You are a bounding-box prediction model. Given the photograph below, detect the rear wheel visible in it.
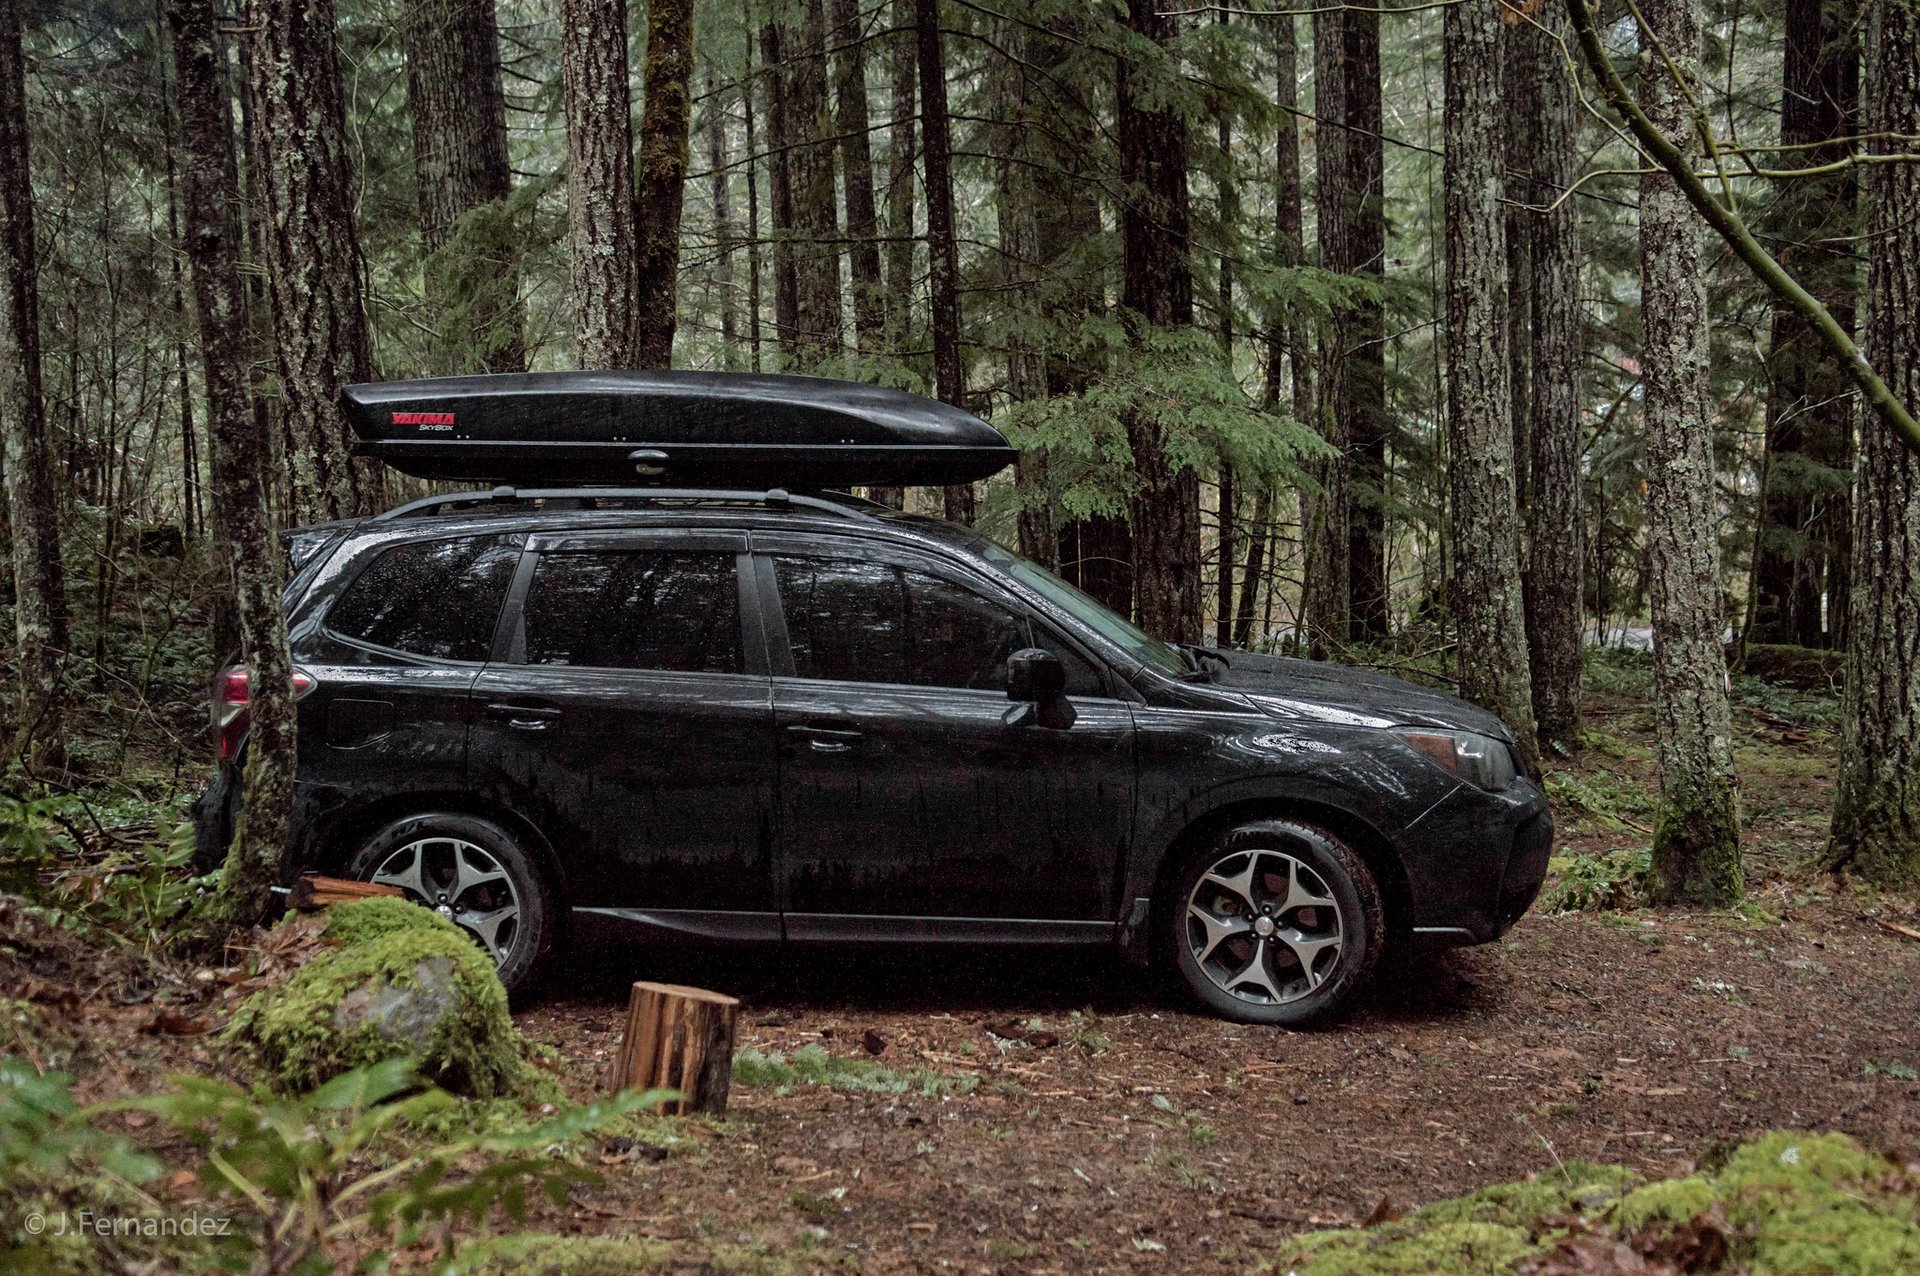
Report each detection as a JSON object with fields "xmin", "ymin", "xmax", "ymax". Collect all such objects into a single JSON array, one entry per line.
[
  {"xmin": 1166, "ymin": 819, "xmax": 1383, "ymax": 1026},
  {"xmin": 345, "ymin": 813, "xmax": 554, "ymax": 995}
]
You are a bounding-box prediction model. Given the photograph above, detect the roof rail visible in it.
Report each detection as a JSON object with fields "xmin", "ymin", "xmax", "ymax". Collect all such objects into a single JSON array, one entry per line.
[{"xmin": 370, "ymin": 485, "xmax": 885, "ymax": 524}]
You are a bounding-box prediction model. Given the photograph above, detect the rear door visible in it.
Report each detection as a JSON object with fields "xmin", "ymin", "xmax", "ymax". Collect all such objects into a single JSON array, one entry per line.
[
  {"xmin": 467, "ymin": 529, "xmax": 780, "ymax": 936},
  {"xmin": 756, "ymin": 533, "xmax": 1136, "ymax": 939}
]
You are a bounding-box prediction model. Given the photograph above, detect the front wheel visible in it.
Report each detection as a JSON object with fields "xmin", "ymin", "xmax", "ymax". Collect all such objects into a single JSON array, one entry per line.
[
  {"xmin": 345, "ymin": 813, "xmax": 555, "ymax": 995},
  {"xmin": 1166, "ymin": 819, "xmax": 1383, "ymax": 1026}
]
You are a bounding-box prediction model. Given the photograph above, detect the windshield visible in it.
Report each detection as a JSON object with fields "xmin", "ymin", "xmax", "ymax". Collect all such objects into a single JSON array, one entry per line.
[{"xmin": 975, "ymin": 539, "xmax": 1190, "ymax": 676}]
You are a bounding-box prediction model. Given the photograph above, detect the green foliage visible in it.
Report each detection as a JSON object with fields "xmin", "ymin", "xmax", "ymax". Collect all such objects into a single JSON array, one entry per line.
[
  {"xmin": 0, "ymin": 793, "xmax": 81, "ymax": 895},
  {"xmin": 731, "ymin": 1044, "xmax": 979, "ymax": 1096},
  {"xmin": 1542, "ymin": 847, "xmax": 1651, "ymax": 912}
]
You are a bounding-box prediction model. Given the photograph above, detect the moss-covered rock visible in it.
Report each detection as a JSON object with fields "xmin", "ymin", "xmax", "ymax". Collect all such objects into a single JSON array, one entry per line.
[
  {"xmin": 227, "ymin": 925, "xmax": 523, "ymax": 1097},
  {"xmin": 321, "ymin": 895, "xmax": 464, "ymax": 947}
]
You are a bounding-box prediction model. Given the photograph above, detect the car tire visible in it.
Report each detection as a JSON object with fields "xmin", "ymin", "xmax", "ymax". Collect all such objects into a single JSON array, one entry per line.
[
  {"xmin": 345, "ymin": 812, "xmax": 555, "ymax": 996},
  {"xmin": 1166, "ymin": 819, "xmax": 1383, "ymax": 1027}
]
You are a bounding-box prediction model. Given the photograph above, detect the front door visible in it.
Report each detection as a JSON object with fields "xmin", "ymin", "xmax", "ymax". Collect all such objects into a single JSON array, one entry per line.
[
  {"xmin": 467, "ymin": 529, "xmax": 779, "ymax": 937},
  {"xmin": 757, "ymin": 534, "xmax": 1136, "ymax": 939}
]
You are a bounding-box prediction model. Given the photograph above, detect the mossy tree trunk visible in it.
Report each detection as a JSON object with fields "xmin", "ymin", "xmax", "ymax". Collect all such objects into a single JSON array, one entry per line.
[
  {"xmin": 915, "ymin": 0, "xmax": 971, "ymax": 523},
  {"xmin": 1118, "ymin": 0, "xmax": 1200, "ymax": 643},
  {"xmin": 0, "ymin": 0, "xmax": 68, "ymax": 770},
  {"xmin": 1828, "ymin": 0, "xmax": 1920, "ymax": 886},
  {"xmin": 560, "ymin": 0, "xmax": 639, "ymax": 368},
  {"xmin": 403, "ymin": 0, "xmax": 524, "ymax": 374},
  {"xmin": 1443, "ymin": 0, "xmax": 1538, "ymax": 767},
  {"xmin": 244, "ymin": 0, "xmax": 379, "ymax": 524},
  {"xmin": 1515, "ymin": 0, "xmax": 1586, "ymax": 757},
  {"xmin": 633, "ymin": 0, "xmax": 694, "ymax": 368},
  {"xmin": 169, "ymin": 0, "xmax": 295, "ymax": 933},
  {"xmin": 1638, "ymin": 0, "xmax": 1743, "ymax": 905}
]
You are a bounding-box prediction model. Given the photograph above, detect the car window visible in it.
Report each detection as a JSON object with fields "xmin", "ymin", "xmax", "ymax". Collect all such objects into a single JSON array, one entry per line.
[
  {"xmin": 523, "ymin": 550, "xmax": 741, "ymax": 673},
  {"xmin": 327, "ymin": 535, "xmax": 518, "ymax": 662},
  {"xmin": 772, "ymin": 555, "xmax": 1101, "ymax": 694}
]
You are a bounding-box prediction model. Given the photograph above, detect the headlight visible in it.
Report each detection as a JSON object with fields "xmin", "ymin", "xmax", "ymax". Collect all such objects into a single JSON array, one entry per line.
[{"xmin": 1394, "ymin": 727, "xmax": 1516, "ymax": 791}]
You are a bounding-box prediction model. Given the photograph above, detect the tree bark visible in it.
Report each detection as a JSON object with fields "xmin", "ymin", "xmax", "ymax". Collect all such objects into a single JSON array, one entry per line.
[
  {"xmin": 707, "ymin": 73, "xmax": 740, "ymax": 366},
  {"xmin": 831, "ymin": 0, "xmax": 884, "ymax": 353},
  {"xmin": 1516, "ymin": 0, "xmax": 1585, "ymax": 756},
  {"xmin": 1343, "ymin": 3, "xmax": 1388, "ymax": 638},
  {"xmin": 760, "ymin": 23, "xmax": 801, "ymax": 355},
  {"xmin": 881, "ymin": 0, "xmax": 917, "ymax": 360},
  {"xmin": 608, "ymin": 981, "xmax": 740, "ymax": 1115},
  {"xmin": 915, "ymin": 0, "xmax": 970, "ymax": 523},
  {"xmin": 995, "ymin": 22, "xmax": 1053, "ymax": 565},
  {"xmin": 403, "ymin": 0, "xmax": 523, "ymax": 374},
  {"xmin": 1750, "ymin": 0, "xmax": 1859, "ymax": 649},
  {"xmin": 244, "ymin": 0, "xmax": 379, "ymax": 524},
  {"xmin": 0, "ymin": 0, "xmax": 67, "ymax": 768},
  {"xmin": 1829, "ymin": 0, "xmax": 1920, "ymax": 885},
  {"xmin": 1638, "ymin": 0, "xmax": 1742, "ymax": 904},
  {"xmin": 1443, "ymin": 0, "xmax": 1537, "ymax": 765},
  {"xmin": 561, "ymin": 0, "xmax": 639, "ymax": 368},
  {"xmin": 168, "ymin": 0, "xmax": 296, "ymax": 932},
  {"xmin": 633, "ymin": 0, "xmax": 694, "ymax": 368},
  {"xmin": 1303, "ymin": 4, "xmax": 1351, "ymax": 654},
  {"xmin": 790, "ymin": 0, "xmax": 843, "ymax": 364},
  {"xmin": 1119, "ymin": 0, "xmax": 1199, "ymax": 642}
]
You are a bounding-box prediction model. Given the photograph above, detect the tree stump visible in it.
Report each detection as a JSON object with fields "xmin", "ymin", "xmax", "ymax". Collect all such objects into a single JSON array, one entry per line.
[{"xmin": 606, "ymin": 981, "xmax": 740, "ymax": 1115}]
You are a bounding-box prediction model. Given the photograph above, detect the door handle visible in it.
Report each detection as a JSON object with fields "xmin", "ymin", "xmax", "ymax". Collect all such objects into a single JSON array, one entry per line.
[
  {"xmin": 486, "ymin": 702, "xmax": 561, "ymax": 731},
  {"xmin": 785, "ymin": 723, "xmax": 863, "ymax": 753}
]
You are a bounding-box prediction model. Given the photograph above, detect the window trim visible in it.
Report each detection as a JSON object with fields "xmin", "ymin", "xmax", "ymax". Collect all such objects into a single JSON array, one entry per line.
[
  {"xmin": 318, "ymin": 532, "xmax": 526, "ymax": 666},
  {"xmin": 503, "ymin": 531, "xmax": 764, "ymax": 677},
  {"xmin": 748, "ymin": 534, "xmax": 1121, "ymax": 699}
]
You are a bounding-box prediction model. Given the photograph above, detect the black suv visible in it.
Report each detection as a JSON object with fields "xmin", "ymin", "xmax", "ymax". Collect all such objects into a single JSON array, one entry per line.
[{"xmin": 197, "ymin": 374, "xmax": 1551, "ymax": 1026}]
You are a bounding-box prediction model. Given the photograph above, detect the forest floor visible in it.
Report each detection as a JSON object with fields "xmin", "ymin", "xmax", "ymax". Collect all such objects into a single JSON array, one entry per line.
[{"xmin": 11, "ymin": 652, "xmax": 1920, "ymax": 1273}]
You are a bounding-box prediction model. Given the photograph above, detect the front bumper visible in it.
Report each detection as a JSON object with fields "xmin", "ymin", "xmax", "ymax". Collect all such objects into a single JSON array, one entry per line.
[{"xmin": 1403, "ymin": 776, "xmax": 1554, "ymax": 945}]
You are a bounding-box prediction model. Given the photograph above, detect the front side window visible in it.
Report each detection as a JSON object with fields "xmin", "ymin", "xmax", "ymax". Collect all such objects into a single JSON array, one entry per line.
[
  {"xmin": 772, "ymin": 555, "xmax": 1099, "ymax": 693},
  {"xmin": 523, "ymin": 550, "xmax": 741, "ymax": 673},
  {"xmin": 327, "ymin": 535, "xmax": 518, "ymax": 662}
]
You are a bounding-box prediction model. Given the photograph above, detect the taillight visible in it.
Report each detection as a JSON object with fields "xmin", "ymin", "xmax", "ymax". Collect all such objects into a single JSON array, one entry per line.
[{"xmin": 212, "ymin": 665, "xmax": 316, "ymax": 762}]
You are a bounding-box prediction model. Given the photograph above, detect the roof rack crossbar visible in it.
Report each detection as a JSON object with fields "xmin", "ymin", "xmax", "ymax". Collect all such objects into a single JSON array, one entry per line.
[{"xmin": 371, "ymin": 485, "xmax": 883, "ymax": 524}]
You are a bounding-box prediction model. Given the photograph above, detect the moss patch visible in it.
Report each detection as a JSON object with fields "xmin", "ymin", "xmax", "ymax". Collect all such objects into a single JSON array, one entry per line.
[
  {"xmin": 226, "ymin": 926, "xmax": 524, "ymax": 1098},
  {"xmin": 457, "ymin": 1233, "xmax": 672, "ymax": 1275},
  {"xmin": 321, "ymin": 895, "xmax": 463, "ymax": 946}
]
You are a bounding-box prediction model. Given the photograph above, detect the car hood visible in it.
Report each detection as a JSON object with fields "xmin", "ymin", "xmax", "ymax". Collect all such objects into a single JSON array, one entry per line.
[{"xmin": 1209, "ymin": 650, "xmax": 1515, "ymax": 739}]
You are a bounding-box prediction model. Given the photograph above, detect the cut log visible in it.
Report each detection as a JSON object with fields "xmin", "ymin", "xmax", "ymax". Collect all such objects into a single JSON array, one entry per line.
[
  {"xmin": 288, "ymin": 874, "xmax": 405, "ymax": 911},
  {"xmin": 607, "ymin": 981, "xmax": 740, "ymax": 1115}
]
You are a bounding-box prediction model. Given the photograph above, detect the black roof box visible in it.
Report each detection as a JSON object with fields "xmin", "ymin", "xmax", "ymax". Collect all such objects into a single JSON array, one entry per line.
[{"xmin": 341, "ymin": 370, "xmax": 1017, "ymax": 489}]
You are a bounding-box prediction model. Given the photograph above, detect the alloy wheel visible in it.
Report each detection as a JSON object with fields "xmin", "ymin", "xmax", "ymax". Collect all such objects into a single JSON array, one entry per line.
[
  {"xmin": 1184, "ymin": 847, "xmax": 1344, "ymax": 1006},
  {"xmin": 370, "ymin": 836, "xmax": 522, "ymax": 967}
]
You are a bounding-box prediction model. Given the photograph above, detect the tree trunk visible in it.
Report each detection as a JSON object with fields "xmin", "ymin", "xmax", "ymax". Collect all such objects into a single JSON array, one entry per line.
[
  {"xmin": 1214, "ymin": 11, "xmax": 1235, "ymax": 649},
  {"xmin": 760, "ymin": 23, "xmax": 800, "ymax": 357},
  {"xmin": 1343, "ymin": 3, "xmax": 1388, "ymax": 638},
  {"xmin": 1638, "ymin": 0, "xmax": 1742, "ymax": 904},
  {"xmin": 607, "ymin": 981, "xmax": 740, "ymax": 1116},
  {"xmin": 995, "ymin": 23, "xmax": 1054, "ymax": 566},
  {"xmin": 743, "ymin": 22, "xmax": 765, "ymax": 372},
  {"xmin": 789, "ymin": 0, "xmax": 843, "ymax": 364},
  {"xmin": 1119, "ymin": 0, "xmax": 1199, "ymax": 642},
  {"xmin": 1304, "ymin": 4, "xmax": 1351, "ymax": 654},
  {"xmin": 403, "ymin": 0, "xmax": 523, "ymax": 374},
  {"xmin": 168, "ymin": 0, "xmax": 296, "ymax": 932},
  {"xmin": 1750, "ymin": 0, "xmax": 1859, "ymax": 649},
  {"xmin": 0, "ymin": 0, "xmax": 66, "ymax": 768},
  {"xmin": 831, "ymin": 0, "xmax": 884, "ymax": 353},
  {"xmin": 634, "ymin": 0, "xmax": 694, "ymax": 369},
  {"xmin": 1443, "ymin": 0, "xmax": 1537, "ymax": 765},
  {"xmin": 244, "ymin": 0, "xmax": 379, "ymax": 524},
  {"xmin": 1829, "ymin": 0, "xmax": 1920, "ymax": 885},
  {"xmin": 1517, "ymin": 0, "xmax": 1585, "ymax": 756},
  {"xmin": 915, "ymin": 0, "xmax": 970, "ymax": 523},
  {"xmin": 707, "ymin": 73, "xmax": 739, "ymax": 367},
  {"xmin": 881, "ymin": 0, "xmax": 916, "ymax": 357},
  {"xmin": 561, "ymin": 0, "xmax": 639, "ymax": 368}
]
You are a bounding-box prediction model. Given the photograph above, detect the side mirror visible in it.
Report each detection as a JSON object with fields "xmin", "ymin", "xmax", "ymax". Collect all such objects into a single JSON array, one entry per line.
[{"xmin": 1006, "ymin": 648, "xmax": 1066, "ymax": 703}]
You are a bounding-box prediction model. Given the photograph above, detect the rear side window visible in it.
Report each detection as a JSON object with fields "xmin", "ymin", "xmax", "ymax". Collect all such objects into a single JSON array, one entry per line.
[
  {"xmin": 523, "ymin": 551, "xmax": 742, "ymax": 673},
  {"xmin": 327, "ymin": 535, "xmax": 518, "ymax": 661}
]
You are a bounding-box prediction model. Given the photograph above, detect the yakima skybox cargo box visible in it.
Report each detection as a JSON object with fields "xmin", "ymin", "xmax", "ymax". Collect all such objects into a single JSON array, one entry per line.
[{"xmin": 341, "ymin": 370, "xmax": 1016, "ymax": 488}]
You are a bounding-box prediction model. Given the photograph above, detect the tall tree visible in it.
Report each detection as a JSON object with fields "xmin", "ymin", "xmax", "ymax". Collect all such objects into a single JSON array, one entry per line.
[
  {"xmin": 789, "ymin": 0, "xmax": 843, "ymax": 362},
  {"xmin": 0, "ymin": 0, "xmax": 67, "ymax": 766},
  {"xmin": 1443, "ymin": 0, "xmax": 1537, "ymax": 762},
  {"xmin": 245, "ymin": 0, "xmax": 379, "ymax": 523},
  {"xmin": 1749, "ymin": 0, "xmax": 1859, "ymax": 649},
  {"xmin": 830, "ymin": 0, "xmax": 884, "ymax": 353},
  {"xmin": 1828, "ymin": 0, "xmax": 1920, "ymax": 885},
  {"xmin": 1343, "ymin": 1, "xmax": 1389, "ymax": 637},
  {"xmin": 403, "ymin": 0, "xmax": 523, "ymax": 373},
  {"xmin": 916, "ymin": 0, "xmax": 970, "ymax": 522},
  {"xmin": 1303, "ymin": 3, "xmax": 1351, "ymax": 653},
  {"xmin": 1119, "ymin": 0, "xmax": 1200, "ymax": 641},
  {"xmin": 633, "ymin": 0, "xmax": 695, "ymax": 367},
  {"xmin": 1638, "ymin": 0, "xmax": 1742, "ymax": 904},
  {"xmin": 760, "ymin": 23, "xmax": 801, "ymax": 353},
  {"xmin": 707, "ymin": 73, "xmax": 740, "ymax": 365},
  {"xmin": 167, "ymin": 0, "xmax": 295, "ymax": 930},
  {"xmin": 1516, "ymin": 0, "xmax": 1586, "ymax": 756},
  {"xmin": 881, "ymin": 0, "xmax": 917, "ymax": 357},
  {"xmin": 995, "ymin": 21, "xmax": 1053, "ymax": 565},
  {"xmin": 561, "ymin": 0, "xmax": 640, "ymax": 368}
]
